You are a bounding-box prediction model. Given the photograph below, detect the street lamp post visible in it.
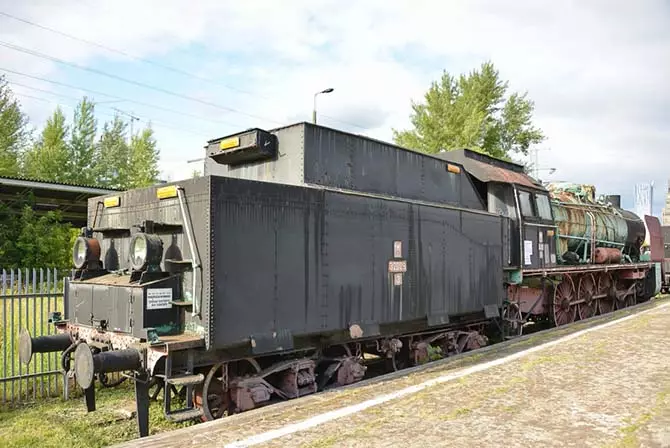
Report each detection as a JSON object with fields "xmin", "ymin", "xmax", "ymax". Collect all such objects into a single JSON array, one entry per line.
[{"xmin": 312, "ymin": 87, "xmax": 334, "ymax": 124}]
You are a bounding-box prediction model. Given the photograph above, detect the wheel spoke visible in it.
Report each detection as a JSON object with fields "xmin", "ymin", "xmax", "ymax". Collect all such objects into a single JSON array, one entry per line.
[
  {"xmin": 577, "ymin": 274, "xmax": 596, "ymax": 320},
  {"xmin": 553, "ymin": 275, "xmax": 576, "ymax": 326}
]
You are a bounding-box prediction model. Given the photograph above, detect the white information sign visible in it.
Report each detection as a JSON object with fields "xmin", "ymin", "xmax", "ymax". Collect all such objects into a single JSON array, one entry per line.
[
  {"xmin": 524, "ymin": 240, "xmax": 533, "ymax": 265},
  {"xmin": 147, "ymin": 288, "xmax": 173, "ymax": 310}
]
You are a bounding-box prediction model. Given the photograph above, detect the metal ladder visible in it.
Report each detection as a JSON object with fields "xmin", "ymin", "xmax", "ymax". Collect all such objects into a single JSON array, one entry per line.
[{"xmin": 159, "ymin": 348, "xmax": 205, "ymax": 422}]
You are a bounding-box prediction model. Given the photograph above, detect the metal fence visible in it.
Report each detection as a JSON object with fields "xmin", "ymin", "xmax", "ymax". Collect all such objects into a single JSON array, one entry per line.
[{"xmin": 0, "ymin": 268, "xmax": 69, "ymax": 405}]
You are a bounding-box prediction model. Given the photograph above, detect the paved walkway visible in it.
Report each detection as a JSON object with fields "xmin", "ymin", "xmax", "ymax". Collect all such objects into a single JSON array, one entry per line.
[{"xmin": 116, "ymin": 299, "xmax": 670, "ymax": 448}]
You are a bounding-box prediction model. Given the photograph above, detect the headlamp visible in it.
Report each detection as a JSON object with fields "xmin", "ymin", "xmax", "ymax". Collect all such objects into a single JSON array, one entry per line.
[
  {"xmin": 129, "ymin": 233, "xmax": 164, "ymax": 271},
  {"xmin": 72, "ymin": 237, "xmax": 101, "ymax": 269}
]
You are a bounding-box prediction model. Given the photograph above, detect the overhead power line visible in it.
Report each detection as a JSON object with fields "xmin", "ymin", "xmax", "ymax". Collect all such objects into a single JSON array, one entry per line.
[
  {"xmin": 0, "ymin": 10, "xmax": 260, "ymax": 98},
  {"xmin": 0, "ymin": 40, "xmax": 284, "ymax": 125},
  {"xmin": 0, "ymin": 67, "xmax": 243, "ymax": 127},
  {"xmin": 13, "ymin": 89, "xmax": 212, "ymax": 138},
  {"xmin": 0, "ymin": 10, "xmax": 371, "ymax": 131}
]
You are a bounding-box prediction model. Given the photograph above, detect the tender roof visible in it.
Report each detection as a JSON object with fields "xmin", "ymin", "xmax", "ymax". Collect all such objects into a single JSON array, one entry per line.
[{"xmin": 436, "ymin": 149, "xmax": 545, "ymax": 190}]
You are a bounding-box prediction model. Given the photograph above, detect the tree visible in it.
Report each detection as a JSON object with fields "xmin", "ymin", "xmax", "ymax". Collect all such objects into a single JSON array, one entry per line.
[
  {"xmin": 0, "ymin": 75, "xmax": 29, "ymax": 176},
  {"xmin": 14, "ymin": 207, "xmax": 74, "ymax": 269},
  {"xmin": 94, "ymin": 115, "xmax": 130, "ymax": 189},
  {"xmin": 68, "ymin": 97, "xmax": 97, "ymax": 185},
  {"xmin": 0, "ymin": 196, "xmax": 74, "ymax": 270},
  {"xmin": 393, "ymin": 61, "xmax": 545, "ymax": 159},
  {"xmin": 23, "ymin": 107, "xmax": 70, "ymax": 182},
  {"xmin": 127, "ymin": 126, "xmax": 160, "ymax": 188}
]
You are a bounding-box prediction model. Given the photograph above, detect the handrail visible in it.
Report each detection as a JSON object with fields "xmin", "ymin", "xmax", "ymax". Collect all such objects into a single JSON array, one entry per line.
[{"xmin": 176, "ymin": 186, "xmax": 201, "ymax": 317}]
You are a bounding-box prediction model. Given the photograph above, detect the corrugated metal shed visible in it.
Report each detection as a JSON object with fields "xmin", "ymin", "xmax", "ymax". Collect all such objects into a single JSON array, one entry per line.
[
  {"xmin": 436, "ymin": 149, "xmax": 545, "ymax": 190},
  {"xmin": 0, "ymin": 175, "xmax": 121, "ymax": 227}
]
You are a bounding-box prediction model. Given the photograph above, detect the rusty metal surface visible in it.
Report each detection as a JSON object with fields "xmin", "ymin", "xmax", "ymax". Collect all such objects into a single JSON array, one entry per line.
[
  {"xmin": 594, "ymin": 248, "xmax": 622, "ymax": 264},
  {"xmin": 437, "ymin": 148, "xmax": 542, "ymax": 190},
  {"xmin": 74, "ymin": 273, "xmax": 134, "ymax": 286},
  {"xmin": 335, "ymin": 358, "xmax": 367, "ymax": 386},
  {"xmin": 523, "ymin": 262, "xmax": 653, "ymax": 276},
  {"xmin": 644, "ymin": 215, "xmax": 664, "ymax": 262},
  {"xmin": 546, "ymin": 183, "xmax": 645, "ymax": 262},
  {"xmin": 158, "ymin": 334, "xmax": 205, "ymax": 349}
]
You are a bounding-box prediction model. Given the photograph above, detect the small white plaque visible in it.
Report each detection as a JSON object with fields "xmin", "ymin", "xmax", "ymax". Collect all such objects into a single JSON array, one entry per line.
[
  {"xmin": 524, "ymin": 240, "xmax": 533, "ymax": 265},
  {"xmin": 394, "ymin": 241, "xmax": 402, "ymax": 258},
  {"xmin": 147, "ymin": 288, "xmax": 173, "ymax": 310}
]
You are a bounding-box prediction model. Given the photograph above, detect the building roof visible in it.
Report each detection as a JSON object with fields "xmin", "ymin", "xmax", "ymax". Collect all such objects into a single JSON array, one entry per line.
[
  {"xmin": 435, "ymin": 149, "xmax": 545, "ymax": 190},
  {"xmin": 0, "ymin": 175, "xmax": 121, "ymax": 227}
]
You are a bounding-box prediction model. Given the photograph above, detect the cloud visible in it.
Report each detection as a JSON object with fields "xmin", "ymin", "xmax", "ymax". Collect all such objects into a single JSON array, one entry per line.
[{"xmin": 1, "ymin": 1, "xmax": 669, "ymax": 215}]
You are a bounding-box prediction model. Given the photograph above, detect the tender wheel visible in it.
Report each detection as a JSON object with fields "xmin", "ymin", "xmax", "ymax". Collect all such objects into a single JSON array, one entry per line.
[
  {"xmin": 577, "ymin": 274, "xmax": 597, "ymax": 320},
  {"xmin": 502, "ymin": 301, "xmax": 523, "ymax": 338},
  {"xmin": 553, "ymin": 275, "xmax": 576, "ymax": 326},
  {"xmin": 197, "ymin": 362, "xmax": 230, "ymax": 421}
]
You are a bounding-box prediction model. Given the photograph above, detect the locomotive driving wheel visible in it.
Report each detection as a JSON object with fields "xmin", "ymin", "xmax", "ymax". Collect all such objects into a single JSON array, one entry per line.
[
  {"xmin": 614, "ymin": 278, "xmax": 636, "ymax": 310},
  {"xmin": 577, "ymin": 274, "xmax": 597, "ymax": 320},
  {"xmin": 552, "ymin": 275, "xmax": 576, "ymax": 326},
  {"xmin": 596, "ymin": 272, "xmax": 614, "ymax": 314}
]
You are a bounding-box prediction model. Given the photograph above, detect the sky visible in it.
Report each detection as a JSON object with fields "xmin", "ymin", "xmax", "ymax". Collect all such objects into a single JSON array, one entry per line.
[{"xmin": 1, "ymin": 0, "xmax": 669, "ymax": 215}]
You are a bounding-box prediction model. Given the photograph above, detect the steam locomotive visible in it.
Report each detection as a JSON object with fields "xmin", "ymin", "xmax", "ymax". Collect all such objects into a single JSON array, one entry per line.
[{"xmin": 18, "ymin": 122, "xmax": 663, "ymax": 438}]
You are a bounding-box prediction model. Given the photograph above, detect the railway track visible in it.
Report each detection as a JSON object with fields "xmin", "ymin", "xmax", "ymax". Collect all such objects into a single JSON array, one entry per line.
[
  {"xmin": 291, "ymin": 295, "xmax": 665, "ymax": 397},
  {"xmin": 139, "ymin": 295, "xmax": 666, "ymax": 424},
  {"xmin": 112, "ymin": 295, "xmax": 670, "ymax": 448}
]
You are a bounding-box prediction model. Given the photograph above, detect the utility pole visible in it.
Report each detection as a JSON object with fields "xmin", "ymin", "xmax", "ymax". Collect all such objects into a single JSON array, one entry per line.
[
  {"xmin": 113, "ymin": 107, "xmax": 140, "ymax": 142},
  {"xmin": 529, "ymin": 147, "xmax": 552, "ymax": 179}
]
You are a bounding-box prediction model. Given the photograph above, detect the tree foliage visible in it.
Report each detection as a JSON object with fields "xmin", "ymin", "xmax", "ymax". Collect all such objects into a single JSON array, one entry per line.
[
  {"xmin": 128, "ymin": 127, "xmax": 160, "ymax": 189},
  {"xmin": 0, "ymin": 80, "xmax": 164, "ymax": 269},
  {"xmin": 0, "ymin": 75, "xmax": 29, "ymax": 176},
  {"xmin": 24, "ymin": 107, "xmax": 71, "ymax": 182},
  {"xmin": 393, "ymin": 61, "xmax": 545, "ymax": 159},
  {"xmin": 68, "ymin": 97, "xmax": 97, "ymax": 185},
  {"xmin": 95, "ymin": 116, "xmax": 131, "ymax": 189},
  {"xmin": 17, "ymin": 97, "xmax": 161, "ymax": 189},
  {"xmin": 0, "ymin": 199, "xmax": 75, "ymax": 269}
]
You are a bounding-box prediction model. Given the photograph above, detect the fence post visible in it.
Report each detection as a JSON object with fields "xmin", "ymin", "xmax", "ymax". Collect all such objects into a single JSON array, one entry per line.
[{"xmin": 63, "ymin": 276, "xmax": 69, "ymax": 320}]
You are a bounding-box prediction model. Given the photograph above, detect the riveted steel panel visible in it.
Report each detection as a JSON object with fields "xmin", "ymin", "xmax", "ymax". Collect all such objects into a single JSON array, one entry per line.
[
  {"xmin": 204, "ymin": 122, "xmax": 485, "ymax": 211},
  {"xmin": 85, "ymin": 176, "xmax": 212, "ymax": 342},
  {"xmin": 208, "ymin": 175, "xmax": 503, "ymax": 350}
]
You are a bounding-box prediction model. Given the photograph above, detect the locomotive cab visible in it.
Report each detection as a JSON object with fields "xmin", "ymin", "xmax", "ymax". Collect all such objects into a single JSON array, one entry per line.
[{"xmin": 436, "ymin": 149, "xmax": 558, "ymax": 275}]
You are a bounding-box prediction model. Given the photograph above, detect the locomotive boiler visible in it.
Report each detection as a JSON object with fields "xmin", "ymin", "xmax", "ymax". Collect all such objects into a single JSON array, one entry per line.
[{"xmin": 547, "ymin": 182, "xmax": 647, "ymax": 265}]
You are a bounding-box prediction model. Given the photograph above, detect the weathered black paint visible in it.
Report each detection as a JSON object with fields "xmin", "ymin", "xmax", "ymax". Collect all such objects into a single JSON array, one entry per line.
[
  {"xmin": 205, "ymin": 122, "xmax": 486, "ymax": 211},
  {"xmin": 301, "ymin": 124, "xmax": 485, "ymax": 210},
  {"xmin": 521, "ymin": 225, "xmax": 557, "ymax": 269},
  {"xmin": 68, "ymin": 274, "xmax": 182, "ymax": 338},
  {"xmin": 75, "ymin": 172, "xmax": 505, "ymax": 352},
  {"xmin": 209, "ymin": 176, "xmax": 504, "ymax": 350}
]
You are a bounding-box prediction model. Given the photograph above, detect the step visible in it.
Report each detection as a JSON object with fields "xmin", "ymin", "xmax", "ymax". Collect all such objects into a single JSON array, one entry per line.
[
  {"xmin": 170, "ymin": 300, "xmax": 193, "ymax": 307},
  {"xmin": 165, "ymin": 407, "xmax": 204, "ymax": 422},
  {"xmin": 165, "ymin": 259, "xmax": 194, "ymax": 265},
  {"xmin": 165, "ymin": 373, "xmax": 204, "ymax": 387}
]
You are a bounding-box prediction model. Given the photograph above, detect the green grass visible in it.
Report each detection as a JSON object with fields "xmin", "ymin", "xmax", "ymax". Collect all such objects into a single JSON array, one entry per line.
[
  {"xmin": 1, "ymin": 291, "xmax": 66, "ymax": 403},
  {"xmin": 0, "ymin": 381, "xmax": 194, "ymax": 448}
]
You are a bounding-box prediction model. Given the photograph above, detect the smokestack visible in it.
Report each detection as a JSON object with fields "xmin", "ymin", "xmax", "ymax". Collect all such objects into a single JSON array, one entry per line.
[{"xmin": 606, "ymin": 195, "xmax": 621, "ymax": 208}]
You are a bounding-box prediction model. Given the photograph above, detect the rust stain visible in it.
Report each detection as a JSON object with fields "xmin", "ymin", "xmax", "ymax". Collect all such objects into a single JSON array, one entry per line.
[
  {"xmin": 72, "ymin": 273, "xmax": 134, "ymax": 286},
  {"xmin": 464, "ymin": 157, "xmax": 540, "ymax": 189}
]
